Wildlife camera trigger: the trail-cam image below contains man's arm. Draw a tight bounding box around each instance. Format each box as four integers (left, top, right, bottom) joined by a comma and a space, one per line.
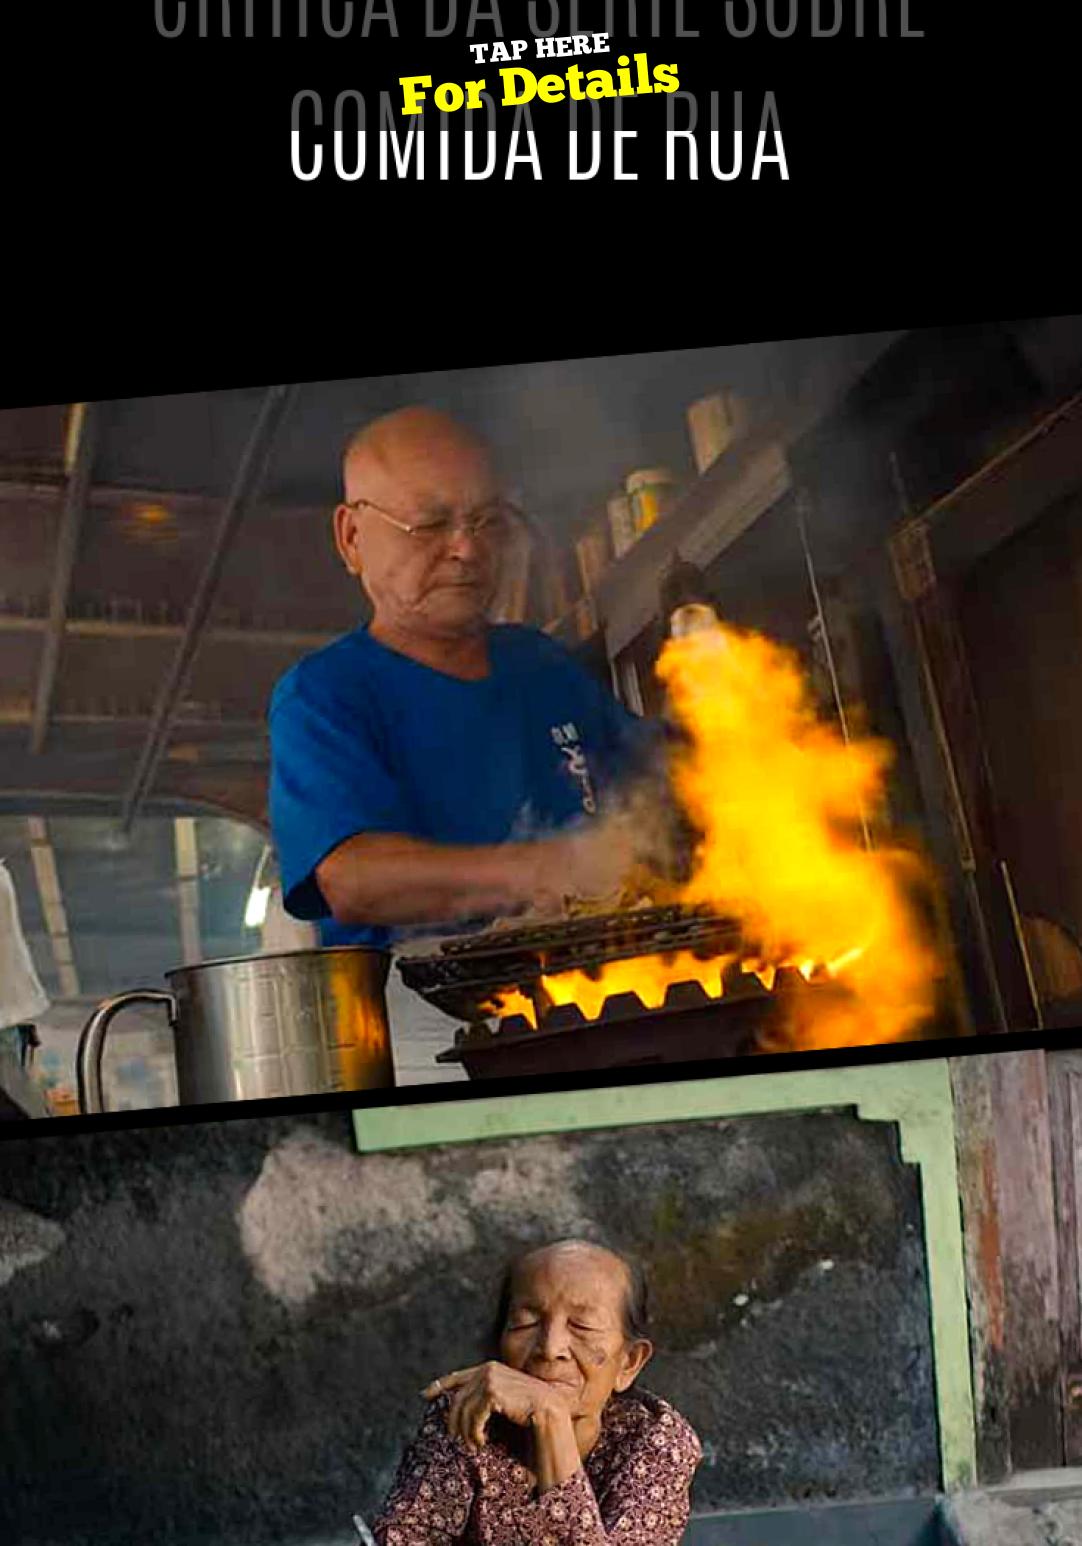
317, 833, 544, 927
270, 647, 639, 930
316, 826, 628, 928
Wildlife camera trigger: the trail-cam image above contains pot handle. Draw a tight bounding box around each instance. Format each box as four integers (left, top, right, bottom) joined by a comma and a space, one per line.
76, 990, 176, 1114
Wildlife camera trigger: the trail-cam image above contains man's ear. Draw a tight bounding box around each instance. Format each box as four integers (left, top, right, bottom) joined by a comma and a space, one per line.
615, 1339, 654, 1391
334, 503, 362, 576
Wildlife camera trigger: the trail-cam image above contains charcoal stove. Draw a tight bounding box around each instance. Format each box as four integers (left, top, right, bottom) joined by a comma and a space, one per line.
396, 905, 836, 1080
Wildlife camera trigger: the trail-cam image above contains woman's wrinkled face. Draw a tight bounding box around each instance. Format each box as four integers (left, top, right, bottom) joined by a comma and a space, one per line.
499, 1245, 652, 1424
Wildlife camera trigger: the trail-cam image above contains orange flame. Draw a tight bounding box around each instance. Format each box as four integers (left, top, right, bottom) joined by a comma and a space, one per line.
489, 952, 787, 1029
656, 619, 941, 1048
488, 616, 942, 1051
483, 986, 539, 1027
542, 950, 733, 1021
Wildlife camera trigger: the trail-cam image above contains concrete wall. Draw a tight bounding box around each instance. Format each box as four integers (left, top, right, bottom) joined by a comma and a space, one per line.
0, 1104, 939, 1545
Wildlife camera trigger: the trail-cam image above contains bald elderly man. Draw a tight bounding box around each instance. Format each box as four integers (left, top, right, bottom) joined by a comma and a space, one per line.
268, 408, 656, 1079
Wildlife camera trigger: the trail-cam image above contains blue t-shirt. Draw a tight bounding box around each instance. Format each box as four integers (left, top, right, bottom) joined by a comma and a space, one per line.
267, 623, 656, 946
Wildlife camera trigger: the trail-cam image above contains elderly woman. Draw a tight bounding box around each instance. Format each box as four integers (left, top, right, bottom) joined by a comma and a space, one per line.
372, 1238, 701, 1545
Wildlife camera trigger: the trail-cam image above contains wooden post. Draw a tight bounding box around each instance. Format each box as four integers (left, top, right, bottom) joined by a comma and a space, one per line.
889, 517, 1037, 1033
951, 1051, 1064, 1477
950, 1054, 1012, 1483
1047, 1050, 1082, 1464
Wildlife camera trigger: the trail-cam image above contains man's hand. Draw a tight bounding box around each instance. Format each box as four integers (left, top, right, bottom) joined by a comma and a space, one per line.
423, 1361, 572, 1451
530, 816, 637, 915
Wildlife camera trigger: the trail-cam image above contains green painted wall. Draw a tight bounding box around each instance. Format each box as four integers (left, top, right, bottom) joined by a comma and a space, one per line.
354, 1058, 977, 1490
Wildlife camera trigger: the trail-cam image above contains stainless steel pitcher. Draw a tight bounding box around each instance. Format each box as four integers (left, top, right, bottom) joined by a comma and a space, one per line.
76, 947, 394, 1112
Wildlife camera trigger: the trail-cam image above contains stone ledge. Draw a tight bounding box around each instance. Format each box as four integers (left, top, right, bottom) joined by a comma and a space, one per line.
939, 1490, 1082, 1545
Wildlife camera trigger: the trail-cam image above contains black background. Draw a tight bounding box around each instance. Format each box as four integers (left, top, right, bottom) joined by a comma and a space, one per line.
3, 1, 1076, 400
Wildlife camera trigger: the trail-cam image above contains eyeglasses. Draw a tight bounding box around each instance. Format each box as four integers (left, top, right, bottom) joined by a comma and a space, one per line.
344, 495, 521, 545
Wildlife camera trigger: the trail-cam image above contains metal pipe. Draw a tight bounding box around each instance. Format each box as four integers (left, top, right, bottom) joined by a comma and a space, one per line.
174, 816, 203, 966
887, 451, 1009, 1032
30, 402, 100, 753
999, 858, 1044, 1030
0, 612, 338, 650
795, 492, 873, 851
119, 384, 296, 832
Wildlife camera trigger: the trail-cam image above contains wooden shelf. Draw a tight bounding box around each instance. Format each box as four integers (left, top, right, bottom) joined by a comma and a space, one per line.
586, 331, 908, 660
593, 423, 793, 658
532, 333, 909, 665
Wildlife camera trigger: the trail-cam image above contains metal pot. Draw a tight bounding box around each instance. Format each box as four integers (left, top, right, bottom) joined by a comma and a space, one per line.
76, 947, 394, 1113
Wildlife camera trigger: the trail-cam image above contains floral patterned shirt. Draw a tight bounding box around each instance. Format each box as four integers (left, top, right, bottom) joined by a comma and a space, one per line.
372, 1388, 702, 1546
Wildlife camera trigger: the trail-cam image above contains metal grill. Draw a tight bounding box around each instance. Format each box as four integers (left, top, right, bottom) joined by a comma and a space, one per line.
396, 906, 829, 1080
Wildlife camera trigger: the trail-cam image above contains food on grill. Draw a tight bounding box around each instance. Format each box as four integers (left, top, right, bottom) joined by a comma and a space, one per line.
396, 905, 745, 1023
394, 903, 847, 1077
